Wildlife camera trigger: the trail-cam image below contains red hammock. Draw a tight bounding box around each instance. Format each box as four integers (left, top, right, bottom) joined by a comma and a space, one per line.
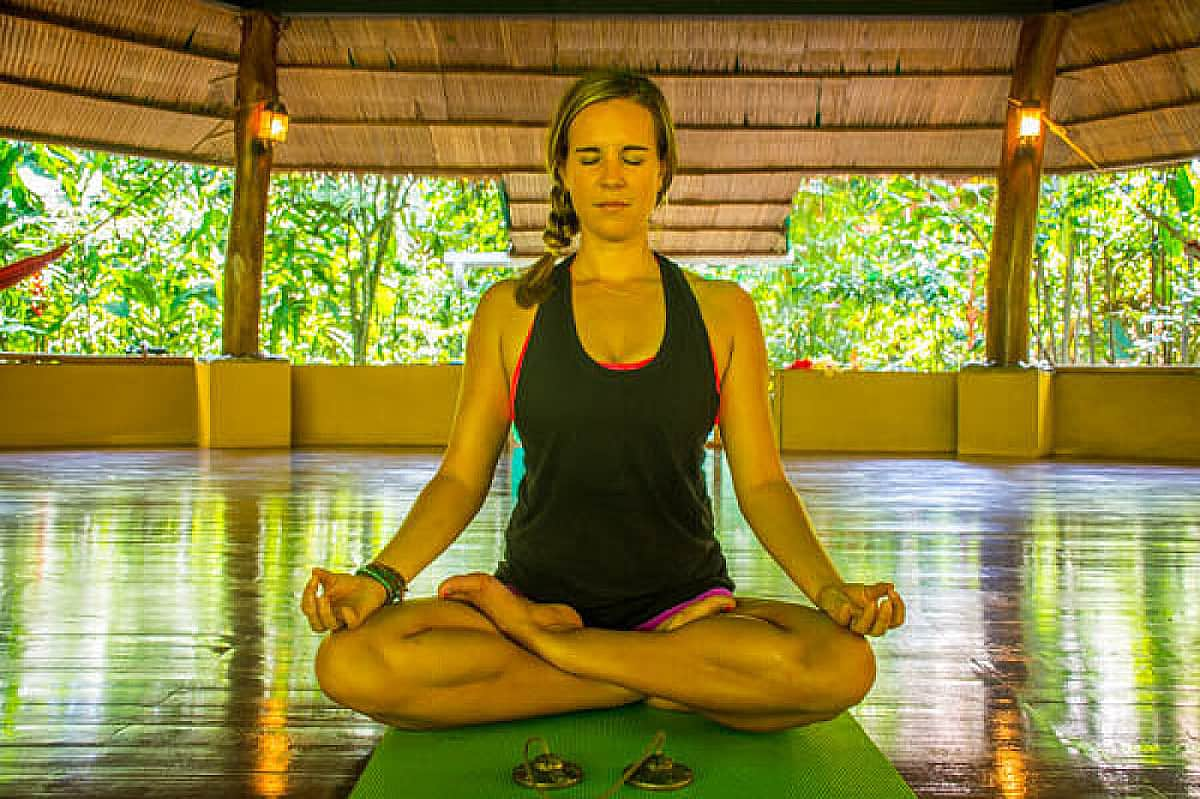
0, 121, 231, 294
0, 244, 70, 291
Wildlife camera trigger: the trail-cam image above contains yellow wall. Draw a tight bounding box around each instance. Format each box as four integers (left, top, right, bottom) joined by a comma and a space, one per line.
776, 369, 957, 453
2, 363, 1197, 461
291, 365, 462, 447
197, 358, 291, 448
1053, 368, 1200, 461
0, 364, 195, 447
956, 366, 1052, 458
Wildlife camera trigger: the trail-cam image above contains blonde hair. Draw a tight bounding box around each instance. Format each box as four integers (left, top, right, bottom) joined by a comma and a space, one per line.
513, 69, 678, 308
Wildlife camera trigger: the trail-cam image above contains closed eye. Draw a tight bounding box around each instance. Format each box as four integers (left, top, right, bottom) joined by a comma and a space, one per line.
580, 158, 644, 166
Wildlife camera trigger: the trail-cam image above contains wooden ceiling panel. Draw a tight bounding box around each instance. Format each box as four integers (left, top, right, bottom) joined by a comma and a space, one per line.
1052, 47, 1200, 124
5, 0, 240, 57
2, 0, 1198, 260
507, 201, 789, 234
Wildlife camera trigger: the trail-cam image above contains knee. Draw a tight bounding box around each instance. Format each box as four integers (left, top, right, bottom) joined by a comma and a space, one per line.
315, 630, 380, 713
833, 634, 876, 709
792, 630, 876, 712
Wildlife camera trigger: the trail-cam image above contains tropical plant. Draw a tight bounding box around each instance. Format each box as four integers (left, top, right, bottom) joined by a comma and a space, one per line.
2, 138, 1197, 369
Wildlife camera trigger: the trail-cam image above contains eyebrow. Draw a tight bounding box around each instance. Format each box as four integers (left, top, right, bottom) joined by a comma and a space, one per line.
572, 145, 651, 154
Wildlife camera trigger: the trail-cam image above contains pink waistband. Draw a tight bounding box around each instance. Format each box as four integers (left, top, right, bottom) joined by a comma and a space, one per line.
501, 584, 734, 631
634, 587, 734, 631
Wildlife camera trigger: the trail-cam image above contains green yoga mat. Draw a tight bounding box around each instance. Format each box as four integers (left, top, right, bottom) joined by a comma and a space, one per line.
349, 703, 915, 798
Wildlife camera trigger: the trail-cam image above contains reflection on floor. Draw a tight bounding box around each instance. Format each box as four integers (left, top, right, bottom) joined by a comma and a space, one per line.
0, 448, 1197, 798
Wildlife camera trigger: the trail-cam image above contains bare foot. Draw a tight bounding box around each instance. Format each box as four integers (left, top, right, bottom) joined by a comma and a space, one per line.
652, 595, 737, 633
645, 594, 737, 713
438, 573, 583, 646
530, 600, 584, 632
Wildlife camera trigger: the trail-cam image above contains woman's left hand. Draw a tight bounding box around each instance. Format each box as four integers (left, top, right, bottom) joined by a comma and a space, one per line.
817, 581, 906, 637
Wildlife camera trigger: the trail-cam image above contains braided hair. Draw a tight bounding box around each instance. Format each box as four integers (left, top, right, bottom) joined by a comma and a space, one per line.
513, 69, 677, 309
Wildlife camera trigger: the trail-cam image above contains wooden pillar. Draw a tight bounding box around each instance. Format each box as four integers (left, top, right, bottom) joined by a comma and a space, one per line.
984, 13, 1069, 366
222, 12, 281, 357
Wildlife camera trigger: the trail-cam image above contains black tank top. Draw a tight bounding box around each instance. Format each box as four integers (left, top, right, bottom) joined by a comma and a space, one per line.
493, 251, 735, 630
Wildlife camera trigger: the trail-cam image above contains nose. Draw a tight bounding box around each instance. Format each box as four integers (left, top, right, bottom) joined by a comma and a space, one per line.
599, 155, 626, 185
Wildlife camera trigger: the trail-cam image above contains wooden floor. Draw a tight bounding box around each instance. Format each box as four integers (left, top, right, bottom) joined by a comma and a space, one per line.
0, 447, 1197, 798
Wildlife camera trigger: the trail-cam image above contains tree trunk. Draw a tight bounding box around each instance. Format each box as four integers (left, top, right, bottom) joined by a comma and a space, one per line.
1085, 254, 1096, 364
1103, 248, 1116, 363
1034, 252, 1051, 363
1186, 255, 1195, 363
1182, 294, 1192, 365
1061, 225, 1075, 364
347, 219, 361, 360
1158, 171, 1170, 364
350, 176, 409, 366
1084, 215, 1096, 364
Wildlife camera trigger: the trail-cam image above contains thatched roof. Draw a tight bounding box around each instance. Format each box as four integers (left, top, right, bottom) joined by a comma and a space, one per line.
1, 0, 1197, 260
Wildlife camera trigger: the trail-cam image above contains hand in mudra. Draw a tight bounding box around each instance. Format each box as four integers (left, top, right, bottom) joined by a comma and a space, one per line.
817, 581, 906, 638
301, 567, 389, 632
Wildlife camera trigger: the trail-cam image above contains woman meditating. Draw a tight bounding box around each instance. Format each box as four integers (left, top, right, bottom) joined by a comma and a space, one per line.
302, 69, 905, 734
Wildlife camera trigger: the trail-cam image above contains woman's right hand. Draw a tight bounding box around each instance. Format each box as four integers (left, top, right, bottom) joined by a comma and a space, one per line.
301, 567, 390, 633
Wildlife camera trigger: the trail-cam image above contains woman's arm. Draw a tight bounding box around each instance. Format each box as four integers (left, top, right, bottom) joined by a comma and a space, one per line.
735, 480, 843, 604
714, 283, 843, 603
371, 279, 516, 582
371, 472, 493, 587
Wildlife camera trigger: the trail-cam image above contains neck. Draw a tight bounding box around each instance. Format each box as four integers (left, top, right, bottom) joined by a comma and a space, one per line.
571, 232, 657, 283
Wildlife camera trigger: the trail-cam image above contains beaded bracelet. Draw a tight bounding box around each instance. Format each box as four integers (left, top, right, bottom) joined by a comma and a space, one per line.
355, 561, 408, 605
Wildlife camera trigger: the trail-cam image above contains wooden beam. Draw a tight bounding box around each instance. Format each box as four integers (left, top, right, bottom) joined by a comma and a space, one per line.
281, 64, 1012, 79
275, 163, 1008, 177
222, 11, 280, 357
0, 126, 230, 168
0, 74, 231, 121
1057, 39, 1200, 74
1059, 96, 1200, 128
213, 0, 1101, 15
984, 13, 1069, 366
1043, 150, 1200, 174
286, 117, 1003, 133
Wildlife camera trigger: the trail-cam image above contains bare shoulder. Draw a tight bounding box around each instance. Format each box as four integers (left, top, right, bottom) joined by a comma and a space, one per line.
482, 276, 518, 307
481, 277, 539, 381
681, 268, 742, 322
478, 277, 527, 326
680, 269, 746, 379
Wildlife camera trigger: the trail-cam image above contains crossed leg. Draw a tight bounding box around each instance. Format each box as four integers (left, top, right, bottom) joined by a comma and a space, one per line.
645, 597, 864, 730
315, 582, 874, 733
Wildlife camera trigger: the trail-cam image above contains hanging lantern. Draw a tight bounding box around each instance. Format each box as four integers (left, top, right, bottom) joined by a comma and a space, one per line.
1017, 104, 1043, 144
256, 99, 289, 146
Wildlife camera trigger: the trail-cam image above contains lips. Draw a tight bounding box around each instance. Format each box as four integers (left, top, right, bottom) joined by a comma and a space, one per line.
596, 202, 630, 210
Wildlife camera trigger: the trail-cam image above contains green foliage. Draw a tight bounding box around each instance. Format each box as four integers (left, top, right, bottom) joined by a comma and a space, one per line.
260, 173, 511, 364
1171, 167, 1194, 214
0, 139, 228, 354
694, 175, 994, 371
1034, 166, 1199, 366
2, 137, 1197, 368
